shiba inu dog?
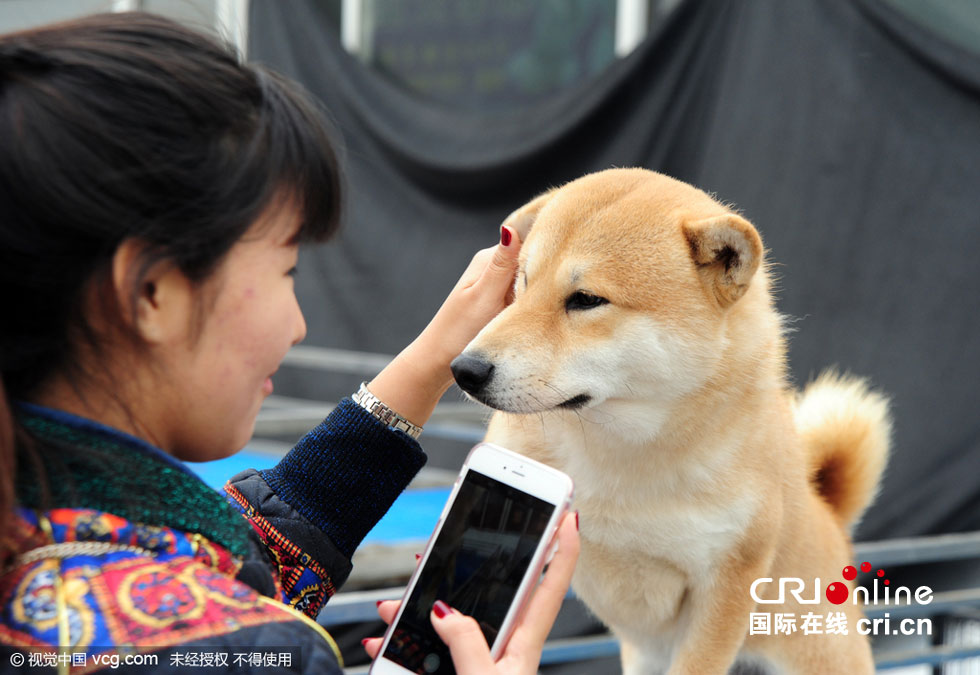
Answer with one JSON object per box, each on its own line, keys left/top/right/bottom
{"left": 451, "top": 169, "right": 891, "bottom": 674}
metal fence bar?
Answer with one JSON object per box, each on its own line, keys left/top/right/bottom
{"left": 281, "top": 345, "right": 393, "bottom": 375}
{"left": 876, "top": 644, "right": 980, "bottom": 670}
{"left": 254, "top": 398, "right": 487, "bottom": 442}
{"left": 538, "top": 634, "right": 621, "bottom": 665}
{"left": 319, "top": 587, "right": 403, "bottom": 624}
{"left": 855, "top": 531, "right": 980, "bottom": 567}
{"left": 865, "top": 588, "right": 980, "bottom": 619}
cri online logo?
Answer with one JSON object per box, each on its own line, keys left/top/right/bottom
{"left": 750, "top": 561, "right": 934, "bottom": 606}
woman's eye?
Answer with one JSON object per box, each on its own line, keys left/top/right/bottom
{"left": 565, "top": 291, "right": 609, "bottom": 311}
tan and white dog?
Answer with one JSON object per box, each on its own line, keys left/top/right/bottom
{"left": 451, "top": 169, "right": 891, "bottom": 674}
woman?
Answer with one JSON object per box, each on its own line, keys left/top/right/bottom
{"left": 0, "top": 13, "right": 577, "bottom": 674}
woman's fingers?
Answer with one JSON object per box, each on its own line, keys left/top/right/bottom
{"left": 505, "top": 512, "right": 580, "bottom": 655}
{"left": 474, "top": 225, "right": 521, "bottom": 297}
{"left": 455, "top": 226, "right": 522, "bottom": 294}
{"left": 366, "top": 600, "right": 498, "bottom": 674}
{"left": 429, "top": 602, "right": 497, "bottom": 675}
{"left": 362, "top": 636, "right": 384, "bottom": 660}
{"left": 362, "top": 599, "right": 401, "bottom": 658}
{"left": 377, "top": 599, "right": 399, "bottom": 625}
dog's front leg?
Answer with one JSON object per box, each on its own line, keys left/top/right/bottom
{"left": 667, "top": 534, "right": 777, "bottom": 675}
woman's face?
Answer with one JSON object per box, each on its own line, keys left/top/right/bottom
{"left": 158, "top": 205, "right": 307, "bottom": 462}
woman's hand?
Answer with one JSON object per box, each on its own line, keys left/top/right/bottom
{"left": 363, "top": 511, "right": 580, "bottom": 674}
{"left": 365, "top": 225, "right": 521, "bottom": 427}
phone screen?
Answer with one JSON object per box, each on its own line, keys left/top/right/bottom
{"left": 381, "top": 469, "right": 556, "bottom": 674}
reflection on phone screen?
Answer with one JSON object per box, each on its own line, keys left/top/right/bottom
{"left": 382, "top": 470, "right": 554, "bottom": 674}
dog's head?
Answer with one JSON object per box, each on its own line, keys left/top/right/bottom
{"left": 452, "top": 168, "right": 769, "bottom": 442}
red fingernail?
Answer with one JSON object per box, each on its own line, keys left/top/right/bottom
{"left": 575, "top": 511, "right": 580, "bottom": 531}
{"left": 433, "top": 600, "right": 451, "bottom": 619}
{"left": 415, "top": 553, "right": 421, "bottom": 561}
{"left": 361, "top": 638, "right": 372, "bottom": 647}
{"left": 376, "top": 600, "right": 383, "bottom": 608}
{"left": 500, "top": 226, "right": 512, "bottom": 247}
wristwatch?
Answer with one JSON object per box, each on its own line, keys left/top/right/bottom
{"left": 352, "top": 382, "right": 424, "bottom": 439}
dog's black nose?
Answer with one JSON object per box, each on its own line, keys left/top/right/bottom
{"left": 451, "top": 354, "right": 495, "bottom": 395}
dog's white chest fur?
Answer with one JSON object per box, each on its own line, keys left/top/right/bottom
{"left": 544, "top": 428, "right": 761, "bottom": 633}
{"left": 580, "top": 488, "right": 759, "bottom": 572}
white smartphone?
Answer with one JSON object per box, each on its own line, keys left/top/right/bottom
{"left": 369, "top": 442, "right": 574, "bottom": 675}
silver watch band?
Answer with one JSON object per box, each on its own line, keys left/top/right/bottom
{"left": 352, "top": 382, "right": 423, "bottom": 439}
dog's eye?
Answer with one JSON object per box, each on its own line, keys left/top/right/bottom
{"left": 565, "top": 291, "right": 609, "bottom": 311}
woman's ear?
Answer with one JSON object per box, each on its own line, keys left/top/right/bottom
{"left": 111, "top": 239, "right": 194, "bottom": 345}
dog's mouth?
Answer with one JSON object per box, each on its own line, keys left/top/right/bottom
{"left": 464, "top": 390, "right": 593, "bottom": 414}
{"left": 557, "top": 393, "right": 592, "bottom": 410}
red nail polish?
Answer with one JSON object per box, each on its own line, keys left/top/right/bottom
{"left": 500, "top": 226, "right": 512, "bottom": 247}
{"left": 376, "top": 600, "right": 383, "bottom": 608}
{"left": 361, "top": 638, "right": 372, "bottom": 647}
{"left": 575, "top": 511, "right": 580, "bottom": 531}
{"left": 433, "top": 600, "right": 451, "bottom": 618}
{"left": 415, "top": 553, "right": 421, "bottom": 561}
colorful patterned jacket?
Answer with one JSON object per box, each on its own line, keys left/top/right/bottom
{"left": 0, "top": 399, "right": 426, "bottom": 673}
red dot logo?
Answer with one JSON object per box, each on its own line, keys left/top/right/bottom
{"left": 842, "top": 565, "right": 857, "bottom": 580}
{"left": 826, "top": 582, "right": 849, "bottom": 605}
{"left": 860, "top": 561, "right": 872, "bottom": 573}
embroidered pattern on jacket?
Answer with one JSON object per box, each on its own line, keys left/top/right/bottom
{"left": 0, "top": 510, "right": 304, "bottom": 656}
{"left": 224, "top": 483, "right": 335, "bottom": 617}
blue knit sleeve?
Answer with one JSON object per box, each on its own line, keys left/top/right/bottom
{"left": 257, "top": 397, "right": 427, "bottom": 560}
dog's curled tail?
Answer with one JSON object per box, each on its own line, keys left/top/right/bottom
{"left": 795, "top": 371, "right": 892, "bottom": 530}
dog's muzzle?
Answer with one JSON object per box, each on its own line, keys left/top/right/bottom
{"left": 451, "top": 353, "right": 494, "bottom": 397}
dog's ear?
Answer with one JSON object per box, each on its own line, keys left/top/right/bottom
{"left": 501, "top": 188, "right": 557, "bottom": 241}
{"left": 683, "top": 213, "right": 763, "bottom": 307}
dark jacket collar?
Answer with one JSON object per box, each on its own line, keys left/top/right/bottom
{"left": 14, "top": 402, "right": 251, "bottom": 558}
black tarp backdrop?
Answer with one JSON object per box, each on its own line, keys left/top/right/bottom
{"left": 248, "top": 0, "right": 980, "bottom": 544}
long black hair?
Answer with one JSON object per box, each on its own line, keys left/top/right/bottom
{"left": 0, "top": 12, "right": 343, "bottom": 549}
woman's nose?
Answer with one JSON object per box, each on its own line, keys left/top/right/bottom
{"left": 292, "top": 303, "right": 307, "bottom": 346}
